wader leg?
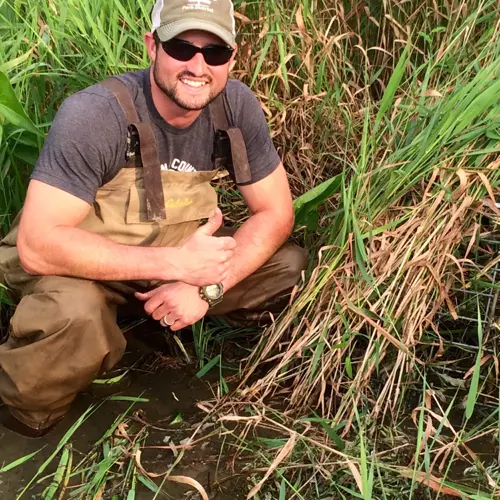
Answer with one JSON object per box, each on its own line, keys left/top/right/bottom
{"left": 209, "top": 232, "right": 309, "bottom": 324}
{"left": 0, "top": 275, "right": 127, "bottom": 431}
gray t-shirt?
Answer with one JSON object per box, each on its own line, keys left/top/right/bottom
{"left": 32, "top": 69, "right": 281, "bottom": 204}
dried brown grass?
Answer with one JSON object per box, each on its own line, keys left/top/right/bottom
{"left": 219, "top": 0, "right": 500, "bottom": 433}
{"left": 232, "top": 0, "right": 492, "bottom": 198}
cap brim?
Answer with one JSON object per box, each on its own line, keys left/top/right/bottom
{"left": 156, "top": 19, "right": 235, "bottom": 47}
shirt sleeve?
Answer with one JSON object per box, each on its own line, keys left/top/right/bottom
{"left": 227, "top": 82, "right": 281, "bottom": 185}
{"left": 31, "top": 89, "right": 126, "bottom": 204}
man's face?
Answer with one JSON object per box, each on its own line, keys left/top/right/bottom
{"left": 149, "top": 30, "right": 236, "bottom": 111}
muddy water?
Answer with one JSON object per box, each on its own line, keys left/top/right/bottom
{"left": 0, "top": 328, "right": 248, "bottom": 499}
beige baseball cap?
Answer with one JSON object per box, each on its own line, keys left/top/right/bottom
{"left": 151, "top": 0, "right": 236, "bottom": 47}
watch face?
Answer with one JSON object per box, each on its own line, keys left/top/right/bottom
{"left": 205, "top": 284, "right": 222, "bottom": 300}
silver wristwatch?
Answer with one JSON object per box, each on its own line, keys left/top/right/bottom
{"left": 199, "top": 283, "right": 224, "bottom": 308}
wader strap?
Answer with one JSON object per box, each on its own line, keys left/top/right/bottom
{"left": 131, "top": 122, "right": 166, "bottom": 221}
{"left": 209, "top": 95, "right": 252, "bottom": 185}
{"left": 100, "top": 77, "right": 166, "bottom": 221}
{"left": 210, "top": 94, "right": 230, "bottom": 130}
{"left": 100, "top": 78, "right": 140, "bottom": 123}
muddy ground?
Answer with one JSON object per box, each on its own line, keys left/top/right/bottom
{"left": 0, "top": 321, "right": 497, "bottom": 500}
{"left": 0, "top": 322, "right": 250, "bottom": 499}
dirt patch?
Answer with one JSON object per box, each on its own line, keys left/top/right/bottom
{"left": 0, "top": 328, "right": 250, "bottom": 499}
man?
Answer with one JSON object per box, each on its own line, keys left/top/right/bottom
{"left": 0, "top": 0, "right": 307, "bottom": 438}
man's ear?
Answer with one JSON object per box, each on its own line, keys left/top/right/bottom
{"left": 229, "top": 43, "right": 238, "bottom": 72}
{"left": 144, "top": 32, "right": 157, "bottom": 62}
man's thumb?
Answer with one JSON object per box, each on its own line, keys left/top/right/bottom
{"left": 197, "top": 207, "right": 223, "bottom": 236}
{"left": 135, "top": 291, "right": 151, "bottom": 301}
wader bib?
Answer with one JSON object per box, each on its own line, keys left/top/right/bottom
{"left": 0, "top": 78, "right": 308, "bottom": 432}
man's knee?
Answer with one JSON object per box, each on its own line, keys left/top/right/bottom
{"left": 10, "top": 281, "right": 112, "bottom": 341}
{"left": 273, "top": 243, "right": 309, "bottom": 283}
{"left": 0, "top": 279, "right": 125, "bottom": 411}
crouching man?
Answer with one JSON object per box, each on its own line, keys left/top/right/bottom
{"left": 0, "top": 0, "right": 307, "bottom": 438}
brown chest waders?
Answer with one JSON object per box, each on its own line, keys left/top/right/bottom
{"left": 0, "top": 77, "right": 308, "bottom": 433}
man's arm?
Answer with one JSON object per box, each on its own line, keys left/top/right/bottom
{"left": 222, "top": 162, "right": 294, "bottom": 291}
{"left": 17, "top": 180, "right": 235, "bottom": 286}
{"left": 134, "top": 162, "right": 294, "bottom": 330}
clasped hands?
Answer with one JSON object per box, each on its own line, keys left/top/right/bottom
{"left": 136, "top": 208, "right": 235, "bottom": 331}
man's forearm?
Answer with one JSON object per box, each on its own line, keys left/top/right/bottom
{"left": 221, "top": 210, "right": 294, "bottom": 292}
{"left": 18, "top": 225, "right": 182, "bottom": 282}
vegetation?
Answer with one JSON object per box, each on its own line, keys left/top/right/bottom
{"left": 0, "top": 0, "right": 499, "bottom": 498}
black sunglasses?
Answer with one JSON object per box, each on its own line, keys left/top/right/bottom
{"left": 161, "top": 38, "right": 234, "bottom": 66}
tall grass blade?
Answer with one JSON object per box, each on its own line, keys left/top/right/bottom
{"left": 465, "top": 305, "right": 483, "bottom": 421}
{"left": 373, "top": 42, "right": 410, "bottom": 133}
{"left": 196, "top": 354, "right": 221, "bottom": 378}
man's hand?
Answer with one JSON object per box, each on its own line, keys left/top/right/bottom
{"left": 135, "top": 282, "right": 209, "bottom": 332}
{"left": 172, "top": 208, "right": 237, "bottom": 286}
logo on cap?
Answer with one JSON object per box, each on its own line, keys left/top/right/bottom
{"left": 183, "top": 0, "right": 215, "bottom": 14}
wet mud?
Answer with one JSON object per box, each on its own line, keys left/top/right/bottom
{"left": 0, "top": 325, "right": 249, "bottom": 499}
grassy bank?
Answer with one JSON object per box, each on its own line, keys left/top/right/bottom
{"left": 1, "top": 0, "right": 500, "bottom": 498}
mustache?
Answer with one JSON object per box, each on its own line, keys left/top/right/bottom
{"left": 177, "top": 71, "right": 212, "bottom": 83}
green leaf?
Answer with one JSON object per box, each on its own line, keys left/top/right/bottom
{"left": 170, "top": 411, "right": 183, "bottom": 425}
{"left": 0, "top": 50, "right": 34, "bottom": 73}
{"left": 418, "top": 31, "right": 431, "bottom": 43}
{"left": 92, "top": 370, "right": 129, "bottom": 385}
{"left": 196, "top": 354, "right": 221, "bottom": 378}
{"left": 486, "top": 128, "right": 500, "bottom": 140}
{"left": 374, "top": 41, "right": 411, "bottom": 133}
{"left": 352, "top": 214, "right": 372, "bottom": 284}
{"left": 138, "top": 474, "right": 160, "bottom": 493}
{"left": 465, "top": 305, "right": 483, "bottom": 420}
{"left": 345, "top": 357, "right": 353, "bottom": 379}
{"left": 11, "top": 143, "right": 39, "bottom": 166}
{"left": 251, "top": 35, "right": 273, "bottom": 89}
{"left": 294, "top": 174, "right": 342, "bottom": 226}
{"left": 454, "top": 79, "right": 500, "bottom": 136}
{"left": 108, "top": 396, "right": 149, "bottom": 402}
{"left": 279, "top": 478, "right": 287, "bottom": 500}
{"left": 275, "top": 25, "right": 289, "bottom": 93}
{"left": 0, "top": 71, "right": 41, "bottom": 136}
{"left": 43, "top": 446, "right": 70, "bottom": 500}
{"left": 319, "top": 420, "right": 346, "bottom": 451}
{"left": 305, "top": 210, "right": 320, "bottom": 232}
{"left": 16, "top": 404, "right": 102, "bottom": 498}
{"left": 0, "top": 449, "right": 42, "bottom": 473}
{"left": 309, "top": 335, "right": 326, "bottom": 382}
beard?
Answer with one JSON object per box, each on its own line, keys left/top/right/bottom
{"left": 153, "top": 61, "right": 224, "bottom": 111}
